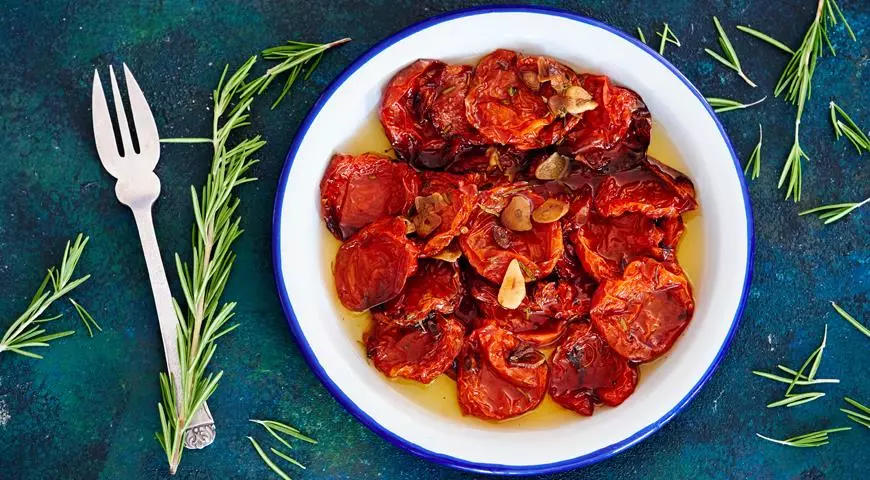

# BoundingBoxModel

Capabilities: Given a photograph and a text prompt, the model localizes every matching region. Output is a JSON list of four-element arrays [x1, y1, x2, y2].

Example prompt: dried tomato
[[549, 323, 638, 415], [333, 217, 419, 311], [465, 50, 580, 150], [414, 172, 478, 256], [533, 278, 596, 321], [658, 215, 685, 261], [366, 313, 465, 384], [428, 64, 484, 143], [594, 158, 697, 218], [590, 258, 695, 362], [378, 259, 463, 327], [460, 205, 563, 284], [569, 211, 666, 282], [457, 324, 549, 420], [560, 75, 651, 170], [467, 275, 566, 347], [555, 241, 585, 280], [320, 153, 421, 240]]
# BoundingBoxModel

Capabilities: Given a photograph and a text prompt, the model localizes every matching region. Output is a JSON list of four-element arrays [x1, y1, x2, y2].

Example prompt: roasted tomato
[[334, 217, 419, 311], [555, 241, 586, 279], [560, 75, 651, 170], [320, 153, 421, 240], [468, 275, 566, 347], [380, 59, 450, 168], [658, 215, 685, 261], [412, 172, 478, 256], [367, 313, 465, 383], [465, 50, 581, 150], [457, 324, 549, 420], [460, 205, 563, 284], [378, 259, 463, 327], [428, 64, 484, 142], [590, 258, 695, 362], [549, 323, 638, 415], [533, 278, 596, 321], [569, 211, 666, 282], [594, 158, 698, 218]]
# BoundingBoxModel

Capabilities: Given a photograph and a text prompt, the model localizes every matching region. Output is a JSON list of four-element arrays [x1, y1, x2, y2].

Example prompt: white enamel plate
[[273, 6, 753, 475]]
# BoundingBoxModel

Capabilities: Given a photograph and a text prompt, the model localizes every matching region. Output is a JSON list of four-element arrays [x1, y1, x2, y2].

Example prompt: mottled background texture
[[0, 1, 867, 479]]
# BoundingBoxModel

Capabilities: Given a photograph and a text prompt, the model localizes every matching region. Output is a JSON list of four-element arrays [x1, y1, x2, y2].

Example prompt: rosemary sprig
[[0, 234, 90, 359], [755, 325, 831, 409], [799, 197, 869, 224], [752, 369, 839, 386], [636, 27, 647, 44], [251, 419, 318, 445], [831, 302, 868, 338], [767, 392, 825, 408], [248, 437, 292, 480], [705, 16, 756, 87], [156, 38, 346, 475], [69, 298, 101, 338], [745, 124, 763, 179], [656, 22, 681, 56], [756, 427, 851, 447], [773, 0, 855, 202], [829, 101, 870, 153], [841, 397, 870, 428], [706, 96, 766, 113], [736, 25, 796, 54]]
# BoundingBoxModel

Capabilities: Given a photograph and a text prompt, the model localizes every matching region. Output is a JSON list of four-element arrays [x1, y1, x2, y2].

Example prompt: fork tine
[[123, 64, 160, 169], [108, 65, 136, 157], [91, 70, 123, 178]]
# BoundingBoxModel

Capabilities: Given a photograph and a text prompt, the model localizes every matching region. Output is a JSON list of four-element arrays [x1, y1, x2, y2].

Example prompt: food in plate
[[319, 49, 698, 421]]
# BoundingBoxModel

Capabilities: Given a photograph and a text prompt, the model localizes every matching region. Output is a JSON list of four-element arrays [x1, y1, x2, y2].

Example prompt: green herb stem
[[656, 22, 681, 56], [248, 437, 292, 480], [706, 16, 756, 87], [831, 302, 869, 338], [706, 96, 766, 113], [736, 25, 796, 54], [756, 427, 851, 447], [829, 101, 870, 153], [745, 124, 763, 179], [637, 27, 647, 44], [799, 197, 869, 224]]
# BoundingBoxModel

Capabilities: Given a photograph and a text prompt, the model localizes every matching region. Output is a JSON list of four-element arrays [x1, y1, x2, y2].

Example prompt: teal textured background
[[0, 1, 867, 479]]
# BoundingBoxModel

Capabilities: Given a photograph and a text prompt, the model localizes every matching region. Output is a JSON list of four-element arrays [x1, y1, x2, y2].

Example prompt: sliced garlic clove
[[532, 198, 570, 223], [534, 152, 570, 180], [500, 195, 533, 232], [498, 259, 526, 309]]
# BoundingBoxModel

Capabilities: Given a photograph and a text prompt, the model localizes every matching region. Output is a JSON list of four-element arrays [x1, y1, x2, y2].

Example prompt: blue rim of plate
[[272, 4, 755, 476]]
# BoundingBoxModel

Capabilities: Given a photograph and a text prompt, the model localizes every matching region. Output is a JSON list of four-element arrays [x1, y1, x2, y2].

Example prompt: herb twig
[[831, 302, 869, 338], [736, 25, 795, 54], [799, 197, 869, 224], [251, 419, 318, 445], [0, 234, 90, 359], [773, 0, 855, 202], [745, 124, 763, 179], [156, 38, 346, 475], [752, 369, 839, 386], [706, 96, 766, 113], [767, 391, 826, 408], [69, 298, 101, 337], [637, 27, 647, 44], [841, 397, 870, 428], [756, 427, 851, 447], [656, 23, 681, 56], [829, 101, 870, 153], [705, 16, 756, 87]]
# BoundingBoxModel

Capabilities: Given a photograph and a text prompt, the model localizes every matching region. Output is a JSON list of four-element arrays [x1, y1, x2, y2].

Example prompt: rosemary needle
[[706, 96, 766, 113], [705, 16, 756, 87], [745, 124, 762, 180], [637, 27, 647, 44], [829, 101, 870, 153], [736, 25, 795, 54], [767, 392, 825, 408], [248, 437, 292, 480], [831, 302, 869, 338], [69, 298, 101, 337], [656, 22, 681, 56], [842, 397, 870, 428], [752, 369, 839, 386], [251, 419, 318, 444], [756, 427, 851, 447], [270, 448, 306, 470], [799, 197, 870, 224]]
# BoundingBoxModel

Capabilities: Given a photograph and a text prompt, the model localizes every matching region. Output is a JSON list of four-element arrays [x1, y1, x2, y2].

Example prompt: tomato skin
[[320, 153, 421, 240], [333, 217, 419, 311], [415, 171, 478, 257], [457, 324, 549, 420], [378, 259, 463, 327], [532, 278, 596, 321], [465, 50, 579, 151], [549, 323, 638, 415], [594, 157, 698, 219], [460, 208, 563, 284], [367, 313, 465, 384], [559, 75, 651, 170], [590, 258, 695, 362]]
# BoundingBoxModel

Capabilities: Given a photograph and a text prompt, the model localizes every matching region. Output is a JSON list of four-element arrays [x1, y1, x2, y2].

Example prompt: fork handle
[[131, 207, 216, 449]]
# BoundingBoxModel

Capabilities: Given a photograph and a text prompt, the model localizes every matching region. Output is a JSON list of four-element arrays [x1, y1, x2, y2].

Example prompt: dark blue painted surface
[[0, 1, 866, 479]]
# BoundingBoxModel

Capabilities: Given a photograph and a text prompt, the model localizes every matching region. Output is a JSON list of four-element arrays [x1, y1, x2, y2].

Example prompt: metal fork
[[91, 65, 215, 449]]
